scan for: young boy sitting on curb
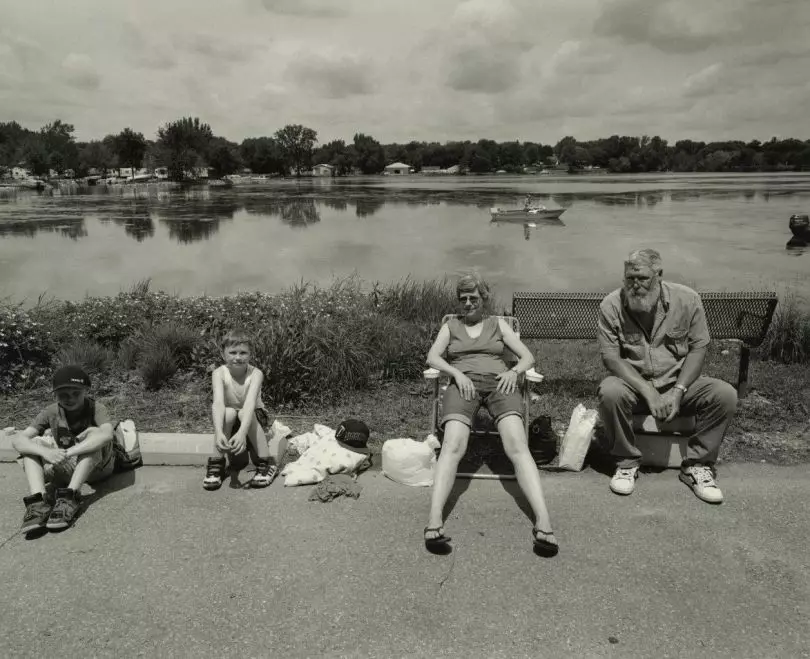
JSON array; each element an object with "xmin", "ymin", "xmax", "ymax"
[
  {"xmin": 13, "ymin": 365, "xmax": 115, "ymax": 533},
  {"xmin": 203, "ymin": 329, "xmax": 278, "ymax": 490}
]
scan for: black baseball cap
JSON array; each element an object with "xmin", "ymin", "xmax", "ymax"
[
  {"xmin": 52, "ymin": 365, "xmax": 91, "ymax": 391},
  {"xmin": 335, "ymin": 419, "xmax": 370, "ymax": 456}
]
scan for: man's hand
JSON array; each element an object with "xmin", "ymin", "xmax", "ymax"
[
  {"xmin": 453, "ymin": 373, "xmax": 476, "ymax": 401},
  {"xmin": 496, "ymin": 369, "xmax": 518, "ymax": 395},
  {"xmin": 662, "ymin": 388, "xmax": 684, "ymax": 423},
  {"xmin": 645, "ymin": 387, "xmax": 683, "ymax": 422},
  {"xmin": 41, "ymin": 447, "xmax": 69, "ymax": 465},
  {"xmin": 229, "ymin": 433, "xmax": 247, "ymax": 456}
]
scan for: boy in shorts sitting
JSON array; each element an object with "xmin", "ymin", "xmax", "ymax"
[{"xmin": 13, "ymin": 365, "xmax": 115, "ymax": 533}]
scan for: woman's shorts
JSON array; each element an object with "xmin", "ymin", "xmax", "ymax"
[
  {"xmin": 17, "ymin": 435, "xmax": 115, "ymax": 486},
  {"xmin": 440, "ymin": 373, "xmax": 523, "ymax": 429}
]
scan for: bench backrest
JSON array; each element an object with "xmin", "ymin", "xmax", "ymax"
[{"xmin": 512, "ymin": 291, "xmax": 778, "ymax": 346}]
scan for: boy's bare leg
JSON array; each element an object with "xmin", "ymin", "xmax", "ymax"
[
  {"xmin": 21, "ymin": 457, "xmax": 48, "ymax": 496},
  {"xmin": 67, "ymin": 455, "xmax": 98, "ymax": 492},
  {"xmin": 238, "ymin": 409, "xmax": 270, "ymax": 459},
  {"xmin": 213, "ymin": 408, "xmax": 237, "ymax": 457}
]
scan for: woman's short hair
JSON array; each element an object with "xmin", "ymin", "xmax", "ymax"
[
  {"xmin": 456, "ymin": 272, "xmax": 491, "ymax": 301},
  {"xmin": 221, "ymin": 328, "xmax": 252, "ymax": 351}
]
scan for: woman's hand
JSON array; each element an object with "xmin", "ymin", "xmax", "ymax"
[
  {"xmin": 453, "ymin": 373, "xmax": 476, "ymax": 401},
  {"xmin": 496, "ymin": 369, "xmax": 518, "ymax": 395}
]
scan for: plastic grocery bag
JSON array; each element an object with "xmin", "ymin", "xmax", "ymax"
[
  {"xmin": 558, "ymin": 404, "xmax": 598, "ymax": 471},
  {"xmin": 382, "ymin": 435, "xmax": 441, "ymax": 487}
]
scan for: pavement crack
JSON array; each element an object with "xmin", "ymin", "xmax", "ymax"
[
  {"xmin": 0, "ymin": 530, "xmax": 22, "ymax": 551},
  {"xmin": 437, "ymin": 553, "xmax": 456, "ymax": 592}
]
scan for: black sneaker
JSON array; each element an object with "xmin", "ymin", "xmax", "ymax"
[
  {"xmin": 21, "ymin": 493, "xmax": 53, "ymax": 534},
  {"xmin": 203, "ymin": 457, "xmax": 227, "ymax": 491},
  {"xmin": 46, "ymin": 488, "xmax": 81, "ymax": 531},
  {"xmin": 249, "ymin": 458, "xmax": 278, "ymax": 488}
]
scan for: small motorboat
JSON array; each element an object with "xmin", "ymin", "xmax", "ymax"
[
  {"xmin": 789, "ymin": 214, "xmax": 809, "ymax": 239},
  {"xmin": 490, "ymin": 206, "xmax": 566, "ymax": 220}
]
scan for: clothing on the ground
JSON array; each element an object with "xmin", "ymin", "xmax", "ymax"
[
  {"xmin": 281, "ymin": 428, "xmax": 371, "ymax": 486},
  {"xmin": 445, "ymin": 316, "xmax": 510, "ymax": 376},
  {"xmin": 597, "ymin": 281, "xmax": 711, "ymax": 389},
  {"xmin": 32, "ymin": 398, "xmax": 112, "ymax": 449},
  {"xmin": 441, "ymin": 373, "xmax": 523, "ymax": 429},
  {"xmin": 597, "ymin": 375, "xmax": 737, "ymax": 468},
  {"xmin": 308, "ymin": 474, "xmax": 363, "ymax": 502},
  {"xmin": 17, "ymin": 434, "xmax": 115, "ymax": 486},
  {"xmin": 217, "ymin": 365, "xmax": 267, "ymax": 411}
]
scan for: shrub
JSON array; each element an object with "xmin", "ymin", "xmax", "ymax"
[
  {"xmin": 135, "ymin": 322, "xmax": 200, "ymax": 368},
  {"xmin": 55, "ymin": 341, "xmax": 113, "ymax": 375},
  {"xmin": 761, "ymin": 293, "xmax": 810, "ymax": 364},
  {"xmin": 0, "ymin": 301, "xmax": 53, "ymax": 392},
  {"xmin": 138, "ymin": 343, "xmax": 178, "ymax": 390}
]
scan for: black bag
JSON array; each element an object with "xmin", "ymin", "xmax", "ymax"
[{"xmin": 528, "ymin": 415, "xmax": 558, "ymax": 465}]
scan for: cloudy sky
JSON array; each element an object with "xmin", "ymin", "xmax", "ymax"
[{"xmin": 1, "ymin": 0, "xmax": 808, "ymax": 145}]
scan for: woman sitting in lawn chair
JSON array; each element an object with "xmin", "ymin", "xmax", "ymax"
[{"xmin": 423, "ymin": 273, "xmax": 558, "ymax": 555}]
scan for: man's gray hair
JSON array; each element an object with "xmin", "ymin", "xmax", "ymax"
[
  {"xmin": 625, "ymin": 249, "xmax": 663, "ymax": 274},
  {"xmin": 456, "ymin": 272, "xmax": 491, "ymax": 301}
]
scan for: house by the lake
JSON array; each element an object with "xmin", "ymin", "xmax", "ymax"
[
  {"xmin": 384, "ymin": 162, "xmax": 412, "ymax": 175},
  {"xmin": 312, "ymin": 163, "xmax": 335, "ymax": 177}
]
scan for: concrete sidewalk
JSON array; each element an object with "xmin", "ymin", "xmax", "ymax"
[{"xmin": 0, "ymin": 463, "xmax": 808, "ymax": 658}]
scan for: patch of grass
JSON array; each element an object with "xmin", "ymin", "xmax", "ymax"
[
  {"xmin": 761, "ymin": 291, "xmax": 810, "ymax": 364},
  {"xmin": 54, "ymin": 341, "xmax": 113, "ymax": 375},
  {"xmin": 138, "ymin": 343, "xmax": 178, "ymax": 390}
]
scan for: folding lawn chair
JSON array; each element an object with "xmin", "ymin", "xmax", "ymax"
[{"xmin": 423, "ymin": 314, "xmax": 544, "ymax": 479}]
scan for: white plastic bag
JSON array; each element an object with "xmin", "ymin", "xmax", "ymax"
[
  {"xmin": 382, "ymin": 435, "xmax": 441, "ymax": 487},
  {"xmin": 558, "ymin": 404, "xmax": 598, "ymax": 471}
]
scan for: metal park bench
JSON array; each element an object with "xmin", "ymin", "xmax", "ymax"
[{"xmin": 512, "ymin": 291, "xmax": 778, "ymax": 467}]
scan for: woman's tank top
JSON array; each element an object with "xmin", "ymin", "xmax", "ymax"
[
  {"xmin": 445, "ymin": 316, "xmax": 507, "ymax": 376},
  {"xmin": 219, "ymin": 365, "xmax": 266, "ymax": 410}
]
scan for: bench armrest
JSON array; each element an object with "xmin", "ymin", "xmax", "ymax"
[
  {"xmin": 524, "ymin": 368, "xmax": 544, "ymax": 383},
  {"xmin": 423, "ymin": 368, "xmax": 441, "ymax": 380}
]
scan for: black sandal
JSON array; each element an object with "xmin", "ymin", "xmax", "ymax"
[
  {"xmin": 424, "ymin": 526, "xmax": 452, "ymax": 550},
  {"xmin": 532, "ymin": 528, "xmax": 559, "ymax": 556}
]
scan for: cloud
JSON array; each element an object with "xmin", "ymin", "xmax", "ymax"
[
  {"xmin": 683, "ymin": 63, "xmax": 726, "ymax": 98},
  {"xmin": 121, "ymin": 22, "xmax": 177, "ymax": 70},
  {"xmin": 447, "ymin": 49, "xmax": 523, "ymax": 93},
  {"xmin": 0, "ymin": 30, "xmax": 46, "ymax": 72},
  {"xmin": 285, "ymin": 53, "xmax": 374, "ymax": 99},
  {"xmin": 180, "ymin": 32, "xmax": 259, "ymax": 64},
  {"xmin": 61, "ymin": 53, "xmax": 101, "ymax": 90},
  {"xmin": 260, "ymin": 0, "xmax": 346, "ymax": 18}
]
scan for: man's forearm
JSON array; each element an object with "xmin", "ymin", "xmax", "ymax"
[
  {"xmin": 602, "ymin": 354, "xmax": 654, "ymax": 398},
  {"xmin": 676, "ymin": 349, "xmax": 706, "ymax": 389}
]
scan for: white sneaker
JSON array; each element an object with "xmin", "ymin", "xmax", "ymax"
[
  {"xmin": 679, "ymin": 465, "xmax": 724, "ymax": 504},
  {"xmin": 610, "ymin": 467, "xmax": 639, "ymax": 495}
]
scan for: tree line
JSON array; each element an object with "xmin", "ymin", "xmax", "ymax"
[{"xmin": 1, "ymin": 118, "xmax": 809, "ymax": 181}]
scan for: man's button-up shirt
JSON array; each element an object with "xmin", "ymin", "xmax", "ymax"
[{"xmin": 597, "ymin": 281, "xmax": 711, "ymax": 389}]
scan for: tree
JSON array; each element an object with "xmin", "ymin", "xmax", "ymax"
[
  {"xmin": 352, "ymin": 133, "xmax": 386, "ymax": 174},
  {"xmin": 78, "ymin": 140, "xmax": 114, "ymax": 177},
  {"xmin": 240, "ymin": 137, "xmax": 286, "ymax": 175},
  {"xmin": 274, "ymin": 124, "xmax": 317, "ymax": 176},
  {"xmin": 208, "ymin": 139, "xmax": 241, "ymax": 178},
  {"xmin": 40, "ymin": 120, "xmax": 78, "ymax": 175},
  {"xmin": 157, "ymin": 117, "xmax": 214, "ymax": 181},
  {"xmin": 110, "ymin": 128, "xmax": 147, "ymax": 178}
]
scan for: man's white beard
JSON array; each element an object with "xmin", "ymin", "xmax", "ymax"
[{"xmin": 625, "ymin": 285, "xmax": 659, "ymax": 313}]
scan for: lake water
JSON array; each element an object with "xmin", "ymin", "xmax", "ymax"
[{"xmin": 0, "ymin": 173, "xmax": 807, "ymax": 305}]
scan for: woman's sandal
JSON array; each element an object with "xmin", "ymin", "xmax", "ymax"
[
  {"xmin": 532, "ymin": 528, "xmax": 559, "ymax": 555},
  {"xmin": 424, "ymin": 526, "xmax": 452, "ymax": 550}
]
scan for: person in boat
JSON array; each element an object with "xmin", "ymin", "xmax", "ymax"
[
  {"xmin": 423, "ymin": 273, "xmax": 557, "ymax": 555},
  {"xmin": 597, "ymin": 249, "xmax": 737, "ymax": 504},
  {"xmin": 523, "ymin": 195, "xmax": 533, "ymax": 210}
]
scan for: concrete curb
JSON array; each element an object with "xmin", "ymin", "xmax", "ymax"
[{"xmin": 1, "ymin": 430, "xmax": 216, "ymax": 466}]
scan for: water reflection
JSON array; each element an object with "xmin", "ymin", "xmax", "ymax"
[
  {"xmin": 0, "ymin": 217, "xmax": 87, "ymax": 240},
  {"xmin": 243, "ymin": 196, "xmax": 321, "ymax": 227},
  {"xmin": 153, "ymin": 193, "xmax": 239, "ymax": 243},
  {"xmin": 490, "ymin": 216, "xmax": 566, "ymax": 241},
  {"xmin": 355, "ymin": 197, "xmax": 384, "ymax": 218},
  {"xmin": 97, "ymin": 202, "xmax": 155, "ymax": 242}
]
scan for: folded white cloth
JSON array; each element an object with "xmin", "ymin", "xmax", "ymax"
[{"xmin": 281, "ymin": 425, "xmax": 368, "ymax": 486}]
